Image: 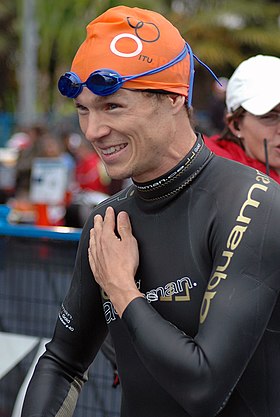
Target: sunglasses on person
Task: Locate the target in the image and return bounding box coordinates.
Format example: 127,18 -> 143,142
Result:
58,42 -> 220,107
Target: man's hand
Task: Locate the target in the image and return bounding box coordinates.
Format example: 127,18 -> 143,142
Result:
88,206 -> 143,317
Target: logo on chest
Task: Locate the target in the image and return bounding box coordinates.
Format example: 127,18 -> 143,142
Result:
144,276 -> 197,303
102,276 -> 197,324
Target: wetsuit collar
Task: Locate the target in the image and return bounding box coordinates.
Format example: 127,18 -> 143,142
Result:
133,134 -> 212,201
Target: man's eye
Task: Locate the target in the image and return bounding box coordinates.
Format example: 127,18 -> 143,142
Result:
75,103 -> 88,112
106,103 -> 120,110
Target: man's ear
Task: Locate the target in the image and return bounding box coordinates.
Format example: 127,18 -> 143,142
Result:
168,94 -> 186,112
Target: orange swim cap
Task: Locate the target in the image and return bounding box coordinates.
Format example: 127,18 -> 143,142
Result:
71,6 -> 190,97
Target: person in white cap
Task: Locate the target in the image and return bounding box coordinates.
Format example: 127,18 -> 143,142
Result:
22,8 -> 280,417
205,54 -> 280,182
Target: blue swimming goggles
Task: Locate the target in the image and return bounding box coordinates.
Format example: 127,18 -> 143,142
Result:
58,42 -> 220,107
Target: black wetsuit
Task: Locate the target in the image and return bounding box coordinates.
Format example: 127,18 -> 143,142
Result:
22,135 -> 280,417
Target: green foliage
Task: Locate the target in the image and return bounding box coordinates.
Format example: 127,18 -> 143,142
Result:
170,0 -> 280,70
0,2 -> 19,111
0,0 -> 279,114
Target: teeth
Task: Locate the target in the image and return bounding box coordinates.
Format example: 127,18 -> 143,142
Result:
102,144 -> 126,155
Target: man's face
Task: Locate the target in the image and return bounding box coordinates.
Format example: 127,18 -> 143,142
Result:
74,88 -> 184,182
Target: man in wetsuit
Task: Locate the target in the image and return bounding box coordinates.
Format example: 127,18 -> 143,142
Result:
22,6 -> 280,417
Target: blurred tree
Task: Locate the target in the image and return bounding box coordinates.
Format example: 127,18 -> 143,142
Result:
0,2 -> 18,112
17,0 -> 39,126
165,0 -> 280,109
169,0 -> 280,69
0,0 -> 279,117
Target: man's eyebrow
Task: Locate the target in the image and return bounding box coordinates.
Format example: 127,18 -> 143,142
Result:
98,90 -> 126,100
74,90 -> 125,106
73,99 -> 86,106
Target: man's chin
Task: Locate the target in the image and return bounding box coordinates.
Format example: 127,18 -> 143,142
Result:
106,170 -> 132,182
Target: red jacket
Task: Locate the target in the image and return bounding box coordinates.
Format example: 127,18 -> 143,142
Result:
204,135 -> 280,184
75,153 -> 110,194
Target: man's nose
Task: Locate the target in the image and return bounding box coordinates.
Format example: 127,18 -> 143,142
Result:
85,113 -> 111,142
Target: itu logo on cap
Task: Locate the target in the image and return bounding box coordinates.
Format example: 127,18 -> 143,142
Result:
110,33 -> 143,58
110,17 -> 160,58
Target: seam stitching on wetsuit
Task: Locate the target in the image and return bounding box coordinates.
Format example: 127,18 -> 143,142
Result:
139,169 -> 201,201
55,377 -> 82,417
135,142 -> 203,192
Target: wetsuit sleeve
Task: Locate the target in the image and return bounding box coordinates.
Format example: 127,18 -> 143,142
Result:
21,213 -> 108,417
122,180 -> 280,417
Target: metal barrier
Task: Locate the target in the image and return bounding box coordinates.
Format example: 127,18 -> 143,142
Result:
0,113 -> 14,147
0,205 -> 121,417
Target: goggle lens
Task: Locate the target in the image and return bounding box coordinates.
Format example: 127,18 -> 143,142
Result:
86,71 -> 124,96
58,70 -> 124,98
58,73 -> 82,98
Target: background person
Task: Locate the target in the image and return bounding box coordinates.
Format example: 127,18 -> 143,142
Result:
204,55 -> 280,182
22,6 -> 280,417
206,76 -> 228,135
5,124 -> 48,224
64,135 -> 111,227
14,123 -> 47,195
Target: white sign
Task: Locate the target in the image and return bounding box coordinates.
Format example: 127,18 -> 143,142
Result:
30,158 -> 68,204
0,332 -> 39,379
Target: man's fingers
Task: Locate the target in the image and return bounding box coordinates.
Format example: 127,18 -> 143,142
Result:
93,213 -> 103,232
101,206 -> 118,237
117,211 -> 132,239
91,208 -> 131,245
89,214 -> 103,265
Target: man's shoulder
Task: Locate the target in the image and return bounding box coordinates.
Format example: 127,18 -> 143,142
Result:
204,135 -> 245,161
202,149 -> 278,196
93,184 -> 135,213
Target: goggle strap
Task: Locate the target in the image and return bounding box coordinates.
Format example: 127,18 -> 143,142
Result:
122,42 -> 221,107
186,43 -> 195,108
122,44 -> 188,83
193,54 -> 222,86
